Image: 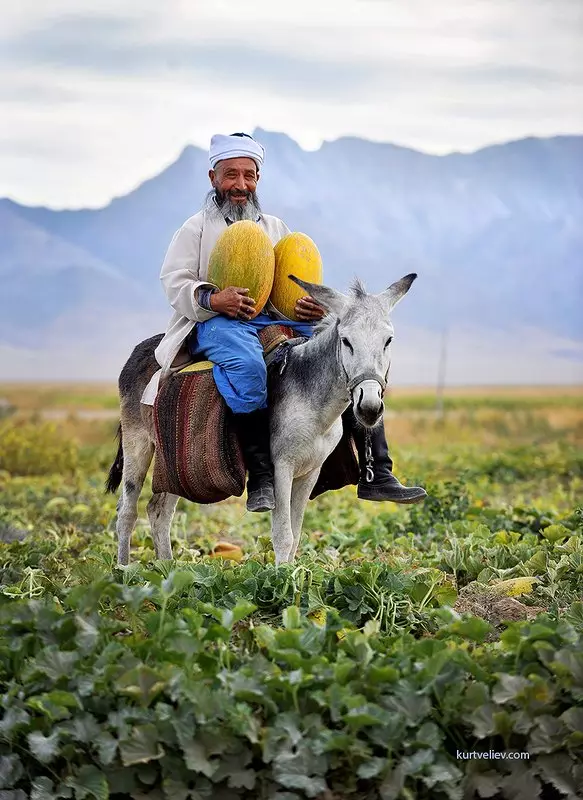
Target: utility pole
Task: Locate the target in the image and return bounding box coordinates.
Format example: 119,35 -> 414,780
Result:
436,325 -> 448,419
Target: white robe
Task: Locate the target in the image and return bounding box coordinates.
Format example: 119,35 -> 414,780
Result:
141,208 -> 291,406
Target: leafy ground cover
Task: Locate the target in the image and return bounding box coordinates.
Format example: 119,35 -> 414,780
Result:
0,387 -> 582,799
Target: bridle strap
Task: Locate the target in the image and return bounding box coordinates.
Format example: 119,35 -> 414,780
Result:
347,370 -> 387,393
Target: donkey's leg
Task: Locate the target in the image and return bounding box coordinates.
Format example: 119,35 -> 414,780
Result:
289,468 -> 321,561
117,426 -> 154,566
271,460 -> 295,565
146,492 -> 179,560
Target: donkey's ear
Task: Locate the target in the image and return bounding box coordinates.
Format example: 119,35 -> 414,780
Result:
288,275 -> 348,317
379,273 -> 417,313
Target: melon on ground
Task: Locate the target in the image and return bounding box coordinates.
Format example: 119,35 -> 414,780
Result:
207,220 -> 275,319
270,232 -> 323,321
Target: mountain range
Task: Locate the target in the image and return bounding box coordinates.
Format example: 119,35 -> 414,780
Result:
1,129 -> 582,384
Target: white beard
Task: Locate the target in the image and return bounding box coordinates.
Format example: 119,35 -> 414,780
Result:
204,190 -> 262,222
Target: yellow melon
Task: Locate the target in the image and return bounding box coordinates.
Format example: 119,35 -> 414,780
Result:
270,232 -> 323,321
207,220 -> 275,319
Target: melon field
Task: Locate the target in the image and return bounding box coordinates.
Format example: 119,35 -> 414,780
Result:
0,384 -> 582,800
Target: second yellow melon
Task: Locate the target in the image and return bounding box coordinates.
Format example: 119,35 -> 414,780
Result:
270,232 -> 323,321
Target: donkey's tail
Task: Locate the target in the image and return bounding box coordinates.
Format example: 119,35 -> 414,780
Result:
105,422 -> 124,494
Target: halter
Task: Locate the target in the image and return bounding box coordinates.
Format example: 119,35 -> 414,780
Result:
346,371 -> 387,394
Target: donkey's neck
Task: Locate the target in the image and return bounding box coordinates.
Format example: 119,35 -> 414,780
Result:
287,322 -> 350,425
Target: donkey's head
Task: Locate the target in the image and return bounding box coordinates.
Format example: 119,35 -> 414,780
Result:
289,273 -> 417,427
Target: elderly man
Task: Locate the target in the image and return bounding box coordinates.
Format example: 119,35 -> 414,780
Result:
142,131 -> 426,512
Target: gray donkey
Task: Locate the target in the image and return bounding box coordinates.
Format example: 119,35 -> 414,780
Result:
106,273 -> 417,566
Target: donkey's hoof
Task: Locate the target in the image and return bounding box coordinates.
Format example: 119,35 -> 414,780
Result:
246,484 -> 275,512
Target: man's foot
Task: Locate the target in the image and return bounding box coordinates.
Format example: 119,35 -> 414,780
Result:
357,472 -> 427,504
246,479 -> 275,512
347,412 -> 427,505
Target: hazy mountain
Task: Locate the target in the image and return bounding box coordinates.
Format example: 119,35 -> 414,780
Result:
1,130 -> 582,383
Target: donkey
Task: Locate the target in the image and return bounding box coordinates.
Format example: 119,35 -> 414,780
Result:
106,273 -> 417,566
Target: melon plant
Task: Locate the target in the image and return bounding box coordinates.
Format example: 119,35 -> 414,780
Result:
270,232 -> 323,320
207,220 -> 275,319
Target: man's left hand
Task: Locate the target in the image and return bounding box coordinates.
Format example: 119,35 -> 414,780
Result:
294,296 -> 326,322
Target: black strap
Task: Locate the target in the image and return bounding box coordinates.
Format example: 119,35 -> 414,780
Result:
266,337 -> 309,374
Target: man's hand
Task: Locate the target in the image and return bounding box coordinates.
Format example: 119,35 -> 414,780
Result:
294,296 -> 326,322
210,287 -> 256,320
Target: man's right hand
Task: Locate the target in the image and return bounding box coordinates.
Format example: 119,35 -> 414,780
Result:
210,286 -> 256,320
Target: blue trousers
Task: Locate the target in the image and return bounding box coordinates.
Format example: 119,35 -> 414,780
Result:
188,313 -> 315,414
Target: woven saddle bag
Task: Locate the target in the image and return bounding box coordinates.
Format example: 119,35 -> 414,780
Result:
152,325 -> 359,504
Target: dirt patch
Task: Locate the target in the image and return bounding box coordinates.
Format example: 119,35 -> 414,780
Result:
454,583 -> 547,633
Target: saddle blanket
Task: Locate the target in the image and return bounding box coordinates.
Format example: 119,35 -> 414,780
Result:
152,325 -> 358,504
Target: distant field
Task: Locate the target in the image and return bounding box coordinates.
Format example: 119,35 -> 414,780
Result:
0,381 -> 581,412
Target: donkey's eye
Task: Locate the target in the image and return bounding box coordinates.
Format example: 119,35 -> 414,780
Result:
341,337 -> 353,353
385,336 -> 393,348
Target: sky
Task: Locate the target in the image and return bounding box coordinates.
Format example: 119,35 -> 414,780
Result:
1,0 -> 582,208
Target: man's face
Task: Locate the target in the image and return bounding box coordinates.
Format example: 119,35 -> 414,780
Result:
209,157 -> 259,205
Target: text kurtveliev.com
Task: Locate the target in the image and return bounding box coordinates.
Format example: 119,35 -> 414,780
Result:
457,750 -> 530,760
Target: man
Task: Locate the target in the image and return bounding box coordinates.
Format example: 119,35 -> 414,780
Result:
141,131 -> 426,512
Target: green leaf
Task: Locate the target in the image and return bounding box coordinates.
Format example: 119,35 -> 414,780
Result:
467,704 -> 496,738
181,740 -> 216,778
541,524 -> 570,543
66,713 -> 101,745
357,756 -> 386,779
231,599 -> 257,623
401,748 -> 434,774
446,616 -> 493,642
119,724 -> 164,766
25,647 -> 79,681
65,765 -> 109,800
161,777 -> 191,800
467,771 -> 503,799
282,606 -> 302,630
529,715 -> 567,753
421,759 -> 463,790
367,665 -> 399,685
537,754 -> 580,795
161,570 -> 197,597
31,777 -> 56,800
227,768 -> 256,790
275,773 -> 327,798
413,722 -> 443,750
95,732 -> 118,766
561,707 -> 583,733
76,616 -> 100,652
379,762 -> 405,800
0,707 -> 30,737
27,730 -> 60,763
492,674 -> 530,704
26,690 -> 82,722
116,665 -> 166,706
0,754 -> 23,788
501,763 -> 542,800
344,704 -> 391,729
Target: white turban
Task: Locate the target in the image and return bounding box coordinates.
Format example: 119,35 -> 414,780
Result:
209,133 -> 265,170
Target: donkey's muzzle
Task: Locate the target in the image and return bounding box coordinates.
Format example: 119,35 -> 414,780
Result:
353,381 -> 384,427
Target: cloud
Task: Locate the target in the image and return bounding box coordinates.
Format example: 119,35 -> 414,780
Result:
1,0 -> 581,206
